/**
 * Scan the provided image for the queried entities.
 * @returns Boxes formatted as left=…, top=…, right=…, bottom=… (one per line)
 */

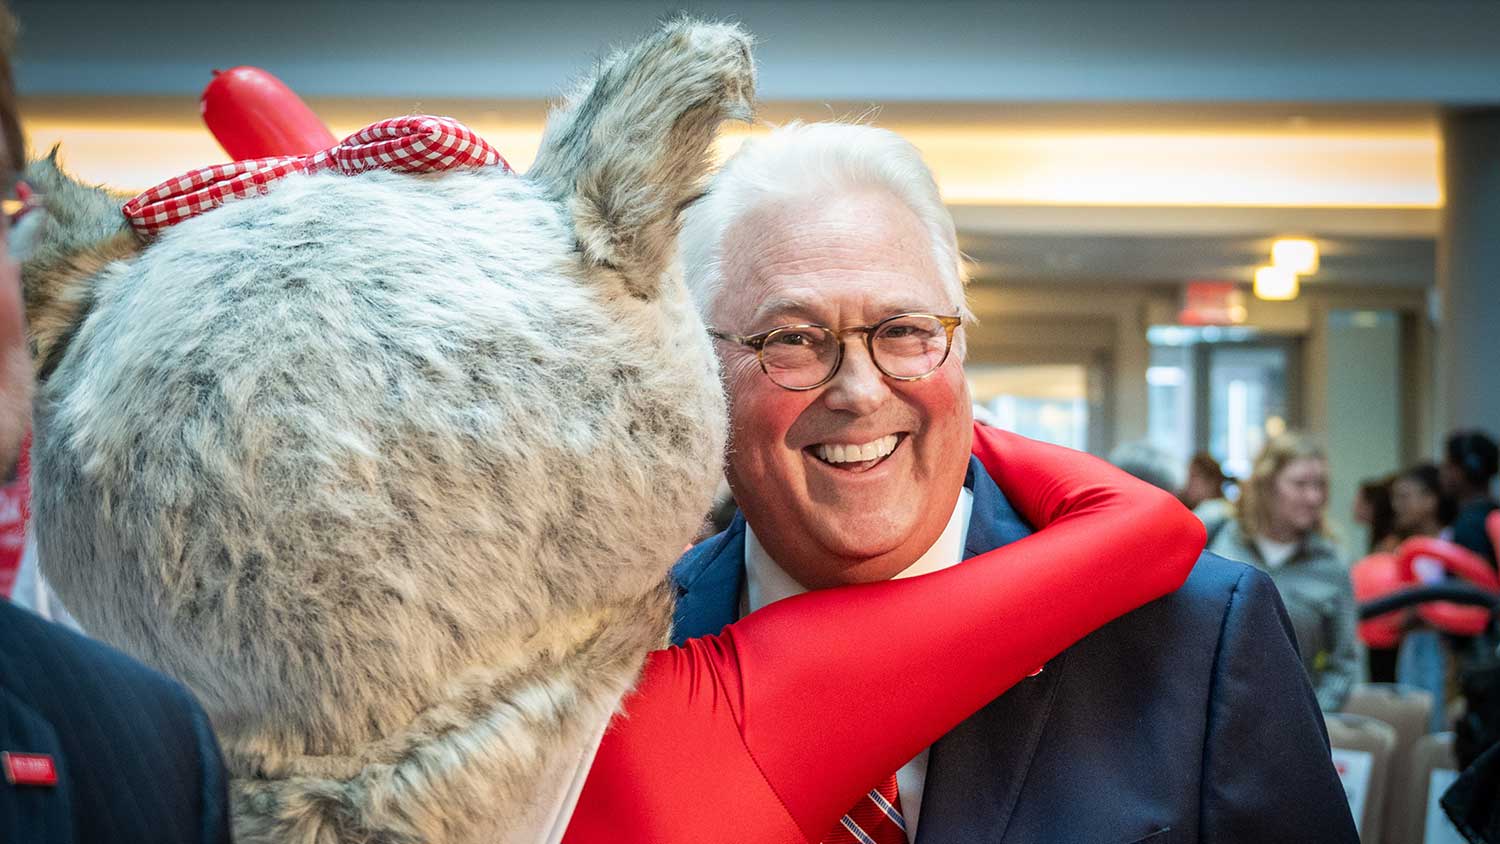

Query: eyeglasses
left=709, top=312, right=962, bottom=391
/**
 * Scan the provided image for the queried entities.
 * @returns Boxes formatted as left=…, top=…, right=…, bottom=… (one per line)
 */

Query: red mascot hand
left=201, top=67, right=336, bottom=160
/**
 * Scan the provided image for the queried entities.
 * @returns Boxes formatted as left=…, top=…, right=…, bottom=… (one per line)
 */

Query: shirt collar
left=743, top=487, right=976, bottom=614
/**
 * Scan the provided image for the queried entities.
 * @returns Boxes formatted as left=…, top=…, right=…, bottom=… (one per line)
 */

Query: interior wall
left=967, top=283, right=1165, bottom=454
left=1323, top=310, right=1403, bottom=556
left=969, top=281, right=1428, bottom=527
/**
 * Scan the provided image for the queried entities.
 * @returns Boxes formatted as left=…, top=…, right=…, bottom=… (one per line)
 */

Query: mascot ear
left=527, top=18, right=754, bottom=300
left=18, top=150, right=141, bottom=382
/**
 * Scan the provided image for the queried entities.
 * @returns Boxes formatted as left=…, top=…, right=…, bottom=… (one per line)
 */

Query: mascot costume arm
left=571, top=424, right=1204, bottom=842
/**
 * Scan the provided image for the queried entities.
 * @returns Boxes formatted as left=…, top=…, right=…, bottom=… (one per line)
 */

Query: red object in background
left=1397, top=536, right=1500, bottom=636
left=1488, top=510, right=1499, bottom=558
left=1352, top=552, right=1407, bottom=648
left=1178, top=280, right=1248, bottom=326
left=0, top=433, right=30, bottom=598
left=1352, top=535, right=1500, bottom=645
left=201, top=66, right=336, bottom=160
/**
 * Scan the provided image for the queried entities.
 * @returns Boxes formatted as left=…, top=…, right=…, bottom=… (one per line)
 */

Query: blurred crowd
left=1112, top=428, right=1500, bottom=720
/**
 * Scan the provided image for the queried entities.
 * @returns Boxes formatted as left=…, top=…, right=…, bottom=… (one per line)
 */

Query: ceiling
left=16, top=0, right=1481, bottom=291
left=961, top=231, right=1435, bottom=288
left=13, top=1, right=1500, bottom=102
left=20, top=96, right=1444, bottom=289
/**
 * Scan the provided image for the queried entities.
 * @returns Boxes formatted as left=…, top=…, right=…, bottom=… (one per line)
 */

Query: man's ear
left=526, top=17, right=754, bottom=300
left=19, top=150, right=141, bottom=381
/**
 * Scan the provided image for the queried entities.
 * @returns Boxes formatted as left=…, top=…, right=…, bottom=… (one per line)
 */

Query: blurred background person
left=1358, top=473, right=1402, bottom=683
left=1108, top=439, right=1183, bottom=492
left=1181, top=451, right=1231, bottom=510
left=1389, top=462, right=1462, bottom=729
left=1391, top=462, right=1457, bottom=543
left=1354, top=475, right=1399, bottom=554
left=1183, top=450, right=1235, bottom=528
left=1441, top=429, right=1499, bottom=569
left=1203, top=433, right=1363, bottom=711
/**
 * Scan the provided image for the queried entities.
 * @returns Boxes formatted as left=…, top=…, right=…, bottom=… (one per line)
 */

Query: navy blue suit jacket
left=672, top=457, right=1358, bottom=843
left=0, top=599, right=231, bottom=843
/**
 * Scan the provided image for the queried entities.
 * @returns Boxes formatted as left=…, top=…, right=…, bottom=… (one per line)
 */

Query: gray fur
left=529, top=19, right=753, bottom=299
left=27, top=19, right=751, bottom=843
left=20, top=149, right=132, bottom=265
left=18, top=153, right=141, bottom=380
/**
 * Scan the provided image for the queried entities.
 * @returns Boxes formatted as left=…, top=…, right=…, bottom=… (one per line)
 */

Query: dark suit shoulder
left=1179, top=551, right=1264, bottom=599
left=0, top=599, right=231, bottom=844
left=1114, top=552, right=1265, bottom=636
left=1, top=598, right=194, bottom=710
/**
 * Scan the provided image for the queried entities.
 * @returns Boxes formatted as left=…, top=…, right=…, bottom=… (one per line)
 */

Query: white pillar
left=1437, top=109, right=1500, bottom=436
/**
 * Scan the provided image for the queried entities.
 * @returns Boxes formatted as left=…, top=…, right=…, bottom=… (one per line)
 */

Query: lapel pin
left=2, top=752, right=58, bottom=787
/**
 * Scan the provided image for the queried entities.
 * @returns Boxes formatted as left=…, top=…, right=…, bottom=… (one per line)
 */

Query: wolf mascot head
left=20, top=20, right=751, bottom=843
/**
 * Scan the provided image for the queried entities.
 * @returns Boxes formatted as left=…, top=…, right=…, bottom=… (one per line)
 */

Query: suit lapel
left=670, top=514, right=748, bottom=643
left=915, top=457, right=1064, bottom=844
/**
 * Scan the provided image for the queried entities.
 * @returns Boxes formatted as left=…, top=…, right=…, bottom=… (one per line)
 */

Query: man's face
left=712, top=187, right=972, bottom=589
left=0, top=181, right=29, bottom=480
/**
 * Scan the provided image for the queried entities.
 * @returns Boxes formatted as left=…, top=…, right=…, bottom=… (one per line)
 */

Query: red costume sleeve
left=567, top=425, right=1205, bottom=843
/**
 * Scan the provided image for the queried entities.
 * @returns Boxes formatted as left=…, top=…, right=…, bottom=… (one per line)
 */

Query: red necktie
left=824, top=771, right=908, bottom=844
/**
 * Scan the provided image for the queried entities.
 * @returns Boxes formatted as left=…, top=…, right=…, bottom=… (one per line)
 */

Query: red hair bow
left=122, top=115, right=510, bottom=238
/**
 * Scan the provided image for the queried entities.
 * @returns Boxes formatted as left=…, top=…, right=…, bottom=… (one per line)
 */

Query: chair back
left=1395, top=732, right=1466, bottom=844
left=1343, top=683, right=1436, bottom=843
left=1326, top=711, right=1398, bottom=843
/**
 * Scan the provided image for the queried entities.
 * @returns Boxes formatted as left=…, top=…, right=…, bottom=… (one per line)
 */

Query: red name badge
left=2, top=752, right=58, bottom=787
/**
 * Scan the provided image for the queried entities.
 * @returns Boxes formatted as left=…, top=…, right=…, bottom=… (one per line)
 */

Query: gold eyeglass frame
left=709, top=312, right=962, bottom=391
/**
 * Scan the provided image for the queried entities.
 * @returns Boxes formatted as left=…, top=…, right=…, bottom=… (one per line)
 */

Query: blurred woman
left=1392, top=463, right=1457, bottom=543
left=1442, top=429, right=1499, bottom=569
left=1182, top=451, right=1230, bottom=509
left=1355, top=475, right=1399, bottom=554
left=1358, top=475, right=1402, bottom=681
left=1203, top=433, right=1362, bottom=711
left=1392, top=462, right=1463, bottom=730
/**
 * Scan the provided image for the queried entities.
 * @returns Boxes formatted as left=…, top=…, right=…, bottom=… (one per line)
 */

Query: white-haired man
left=672, top=122, right=1358, bottom=843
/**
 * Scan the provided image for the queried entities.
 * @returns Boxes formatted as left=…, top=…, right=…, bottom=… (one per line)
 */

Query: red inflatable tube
left=1352, top=552, right=1408, bottom=649
left=1396, top=536, right=1500, bottom=591
left=1396, top=536, right=1500, bottom=636
left=201, top=67, right=336, bottom=160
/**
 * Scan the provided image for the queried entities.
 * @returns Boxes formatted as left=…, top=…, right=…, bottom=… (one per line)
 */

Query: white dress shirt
left=741, top=488, right=975, bottom=841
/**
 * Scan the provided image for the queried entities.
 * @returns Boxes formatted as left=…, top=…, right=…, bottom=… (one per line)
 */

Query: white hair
left=680, top=122, right=971, bottom=327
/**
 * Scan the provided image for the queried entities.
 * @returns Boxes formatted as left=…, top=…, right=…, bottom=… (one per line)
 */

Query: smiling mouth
left=806, top=433, right=905, bottom=473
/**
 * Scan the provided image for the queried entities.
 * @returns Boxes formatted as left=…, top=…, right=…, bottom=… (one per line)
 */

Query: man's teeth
left=815, top=434, right=900, bottom=465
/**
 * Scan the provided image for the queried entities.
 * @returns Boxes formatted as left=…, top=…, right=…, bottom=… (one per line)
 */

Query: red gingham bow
left=122, top=115, right=510, bottom=238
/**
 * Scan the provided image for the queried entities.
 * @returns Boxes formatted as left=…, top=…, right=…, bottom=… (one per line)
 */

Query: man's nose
left=821, top=338, right=891, bottom=414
